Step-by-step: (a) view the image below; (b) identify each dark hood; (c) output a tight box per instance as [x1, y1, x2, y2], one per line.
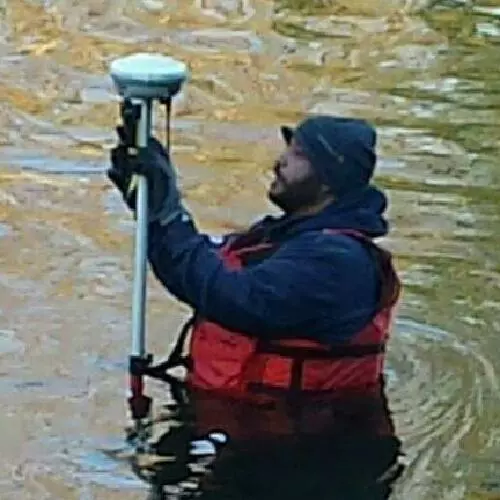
[244, 186, 389, 245]
[297, 185, 389, 238]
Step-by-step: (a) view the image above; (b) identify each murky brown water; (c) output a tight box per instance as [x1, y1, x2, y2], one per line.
[1, 0, 500, 498]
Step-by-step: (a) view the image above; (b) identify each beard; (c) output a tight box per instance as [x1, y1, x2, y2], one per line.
[268, 172, 325, 214]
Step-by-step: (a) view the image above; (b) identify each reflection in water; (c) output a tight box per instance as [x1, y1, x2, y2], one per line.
[126, 379, 405, 499]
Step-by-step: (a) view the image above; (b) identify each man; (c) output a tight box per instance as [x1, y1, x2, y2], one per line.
[108, 114, 401, 400]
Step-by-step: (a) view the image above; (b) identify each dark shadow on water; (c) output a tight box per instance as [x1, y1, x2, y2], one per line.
[129, 378, 406, 499]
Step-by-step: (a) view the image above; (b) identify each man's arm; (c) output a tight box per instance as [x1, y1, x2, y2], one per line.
[147, 216, 378, 340]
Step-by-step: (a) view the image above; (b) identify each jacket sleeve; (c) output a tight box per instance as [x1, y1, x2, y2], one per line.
[147, 216, 378, 340]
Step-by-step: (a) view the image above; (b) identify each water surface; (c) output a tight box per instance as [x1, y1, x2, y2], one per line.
[1, 0, 500, 498]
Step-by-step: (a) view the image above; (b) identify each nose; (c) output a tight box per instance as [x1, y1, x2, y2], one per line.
[274, 154, 286, 174]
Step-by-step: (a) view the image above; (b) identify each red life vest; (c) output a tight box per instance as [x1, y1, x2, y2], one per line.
[186, 229, 400, 401]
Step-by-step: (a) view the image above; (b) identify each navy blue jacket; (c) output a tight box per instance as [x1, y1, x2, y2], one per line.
[147, 186, 390, 344]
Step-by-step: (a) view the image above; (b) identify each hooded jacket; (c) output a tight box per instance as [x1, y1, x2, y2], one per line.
[146, 185, 392, 344]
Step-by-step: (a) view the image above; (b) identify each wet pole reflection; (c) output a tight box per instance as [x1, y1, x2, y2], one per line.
[130, 377, 406, 499]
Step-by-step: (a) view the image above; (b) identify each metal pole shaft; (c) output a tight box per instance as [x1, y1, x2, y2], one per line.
[131, 98, 152, 358]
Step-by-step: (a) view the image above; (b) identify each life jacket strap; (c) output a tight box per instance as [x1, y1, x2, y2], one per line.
[248, 339, 386, 397]
[141, 315, 195, 382]
[256, 340, 386, 359]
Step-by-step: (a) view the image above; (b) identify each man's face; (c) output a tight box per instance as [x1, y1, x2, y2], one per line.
[268, 138, 325, 213]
